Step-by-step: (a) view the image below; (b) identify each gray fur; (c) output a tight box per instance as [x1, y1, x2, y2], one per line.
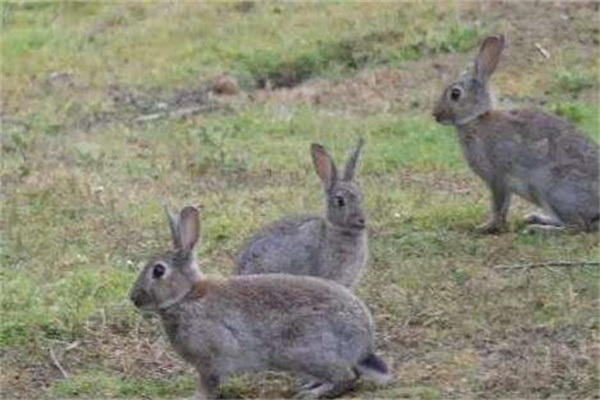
[237, 139, 368, 289]
[433, 34, 599, 233]
[129, 206, 389, 399]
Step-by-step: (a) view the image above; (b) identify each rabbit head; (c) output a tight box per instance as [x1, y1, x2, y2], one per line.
[311, 138, 366, 231]
[433, 34, 505, 126]
[130, 206, 202, 312]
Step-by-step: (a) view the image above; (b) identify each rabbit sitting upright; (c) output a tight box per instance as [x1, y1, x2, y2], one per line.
[129, 205, 390, 399]
[433, 34, 599, 233]
[237, 139, 368, 289]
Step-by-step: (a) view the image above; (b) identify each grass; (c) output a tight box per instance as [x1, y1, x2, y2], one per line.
[52, 373, 196, 399]
[1, 2, 599, 399]
[1, 2, 485, 93]
[552, 68, 596, 94]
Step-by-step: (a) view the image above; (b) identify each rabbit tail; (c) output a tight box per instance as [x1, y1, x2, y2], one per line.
[354, 353, 390, 385]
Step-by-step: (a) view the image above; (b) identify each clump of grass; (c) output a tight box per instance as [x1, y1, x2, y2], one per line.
[0, 265, 137, 346]
[553, 69, 595, 93]
[240, 21, 484, 88]
[367, 117, 466, 172]
[551, 101, 597, 128]
[392, 23, 484, 62]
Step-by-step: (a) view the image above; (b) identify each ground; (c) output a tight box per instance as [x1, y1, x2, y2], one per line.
[1, 2, 599, 399]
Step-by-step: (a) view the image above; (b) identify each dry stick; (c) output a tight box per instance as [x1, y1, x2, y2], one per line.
[492, 261, 599, 270]
[534, 42, 551, 59]
[49, 347, 69, 379]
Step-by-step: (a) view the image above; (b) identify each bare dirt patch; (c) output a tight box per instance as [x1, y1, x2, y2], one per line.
[108, 78, 240, 125]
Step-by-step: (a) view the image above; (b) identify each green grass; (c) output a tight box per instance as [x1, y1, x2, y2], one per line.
[552, 101, 598, 127]
[1, 2, 487, 97]
[52, 373, 196, 399]
[552, 68, 596, 94]
[1, 2, 599, 399]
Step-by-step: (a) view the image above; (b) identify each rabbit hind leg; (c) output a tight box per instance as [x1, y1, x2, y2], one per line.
[295, 365, 357, 399]
[524, 212, 562, 227]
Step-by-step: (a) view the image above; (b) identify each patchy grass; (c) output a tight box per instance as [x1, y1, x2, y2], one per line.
[1, 2, 599, 400]
[52, 373, 196, 399]
[552, 68, 596, 94]
[551, 101, 598, 127]
[1, 2, 485, 95]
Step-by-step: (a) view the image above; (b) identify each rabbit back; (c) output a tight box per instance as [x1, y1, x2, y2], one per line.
[459, 109, 599, 227]
[161, 274, 375, 379]
[237, 215, 325, 276]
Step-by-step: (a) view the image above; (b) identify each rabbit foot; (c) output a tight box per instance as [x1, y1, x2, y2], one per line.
[295, 380, 355, 399]
[295, 382, 336, 399]
[524, 213, 562, 227]
[524, 224, 565, 234]
[194, 390, 221, 400]
[475, 220, 506, 234]
[194, 391, 208, 400]
[299, 379, 322, 391]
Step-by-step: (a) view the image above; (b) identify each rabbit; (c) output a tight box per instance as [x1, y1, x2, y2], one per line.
[433, 34, 599, 233]
[129, 205, 390, 399]
[237, 139, 368, 289]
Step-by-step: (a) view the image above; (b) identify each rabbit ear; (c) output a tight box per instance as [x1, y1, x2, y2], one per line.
[474, 34, 505, 84]
[164, 204, 183, 249]
[311, 143, 337, 190]
[343, 137, 365, 181]
[179, 206, 200, 253]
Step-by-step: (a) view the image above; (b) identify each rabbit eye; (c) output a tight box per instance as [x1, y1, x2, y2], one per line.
[152, 264, 166, 279]
[334, 196, 346, 207]
[450, 87, 462, 101]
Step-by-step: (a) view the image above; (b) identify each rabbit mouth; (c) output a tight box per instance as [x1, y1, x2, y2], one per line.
[432, 105, 455, 125]
[433, 112, 453, 125]
[350, 218, 367, 230]
[130, 289, 154, 310]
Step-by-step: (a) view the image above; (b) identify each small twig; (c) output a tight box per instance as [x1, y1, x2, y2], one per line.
[65, 340, 80, 352]
[49, 347, 69, 379]
[133, 104, 214, 124]
[534, 42, 550, 59]
[492, 261, 599, 270]
[133, 111, 167, 123]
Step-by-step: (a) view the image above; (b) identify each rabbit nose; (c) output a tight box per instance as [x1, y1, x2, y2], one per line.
[354, 217, 366, 228]
[132, 296, 142, 308]
[130, 290, 148, 308]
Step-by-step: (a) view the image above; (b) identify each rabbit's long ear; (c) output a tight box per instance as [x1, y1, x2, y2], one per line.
[164, 204, 182, 249]
[474, 34, 504, 84]
[179, 206, 200, 253]
[343, 137, 365, 181]
[311, 143, 337, 190]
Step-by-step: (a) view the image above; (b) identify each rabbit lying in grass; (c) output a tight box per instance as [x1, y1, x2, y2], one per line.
[433, 34, 599, 233]
[237, 139, 368, 289]
[130, 205, 389, 399]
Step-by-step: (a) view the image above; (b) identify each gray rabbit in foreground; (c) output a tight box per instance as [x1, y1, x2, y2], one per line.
[237, 139, 368, 288]
[130, 205, 389, 399]
[433, 34, 599, 233]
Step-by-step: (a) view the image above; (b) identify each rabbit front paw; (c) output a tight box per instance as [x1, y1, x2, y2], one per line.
[475, 219, 506, 234]
[295, 382, 335, 399]
[523, 212, 562, 227]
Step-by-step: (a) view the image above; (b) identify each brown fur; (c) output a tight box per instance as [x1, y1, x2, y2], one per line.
[130, 206, 389, 399]
[237, 140, 369, 289]
[433, 34, 599, 233]
[188, 279, 209, 300]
